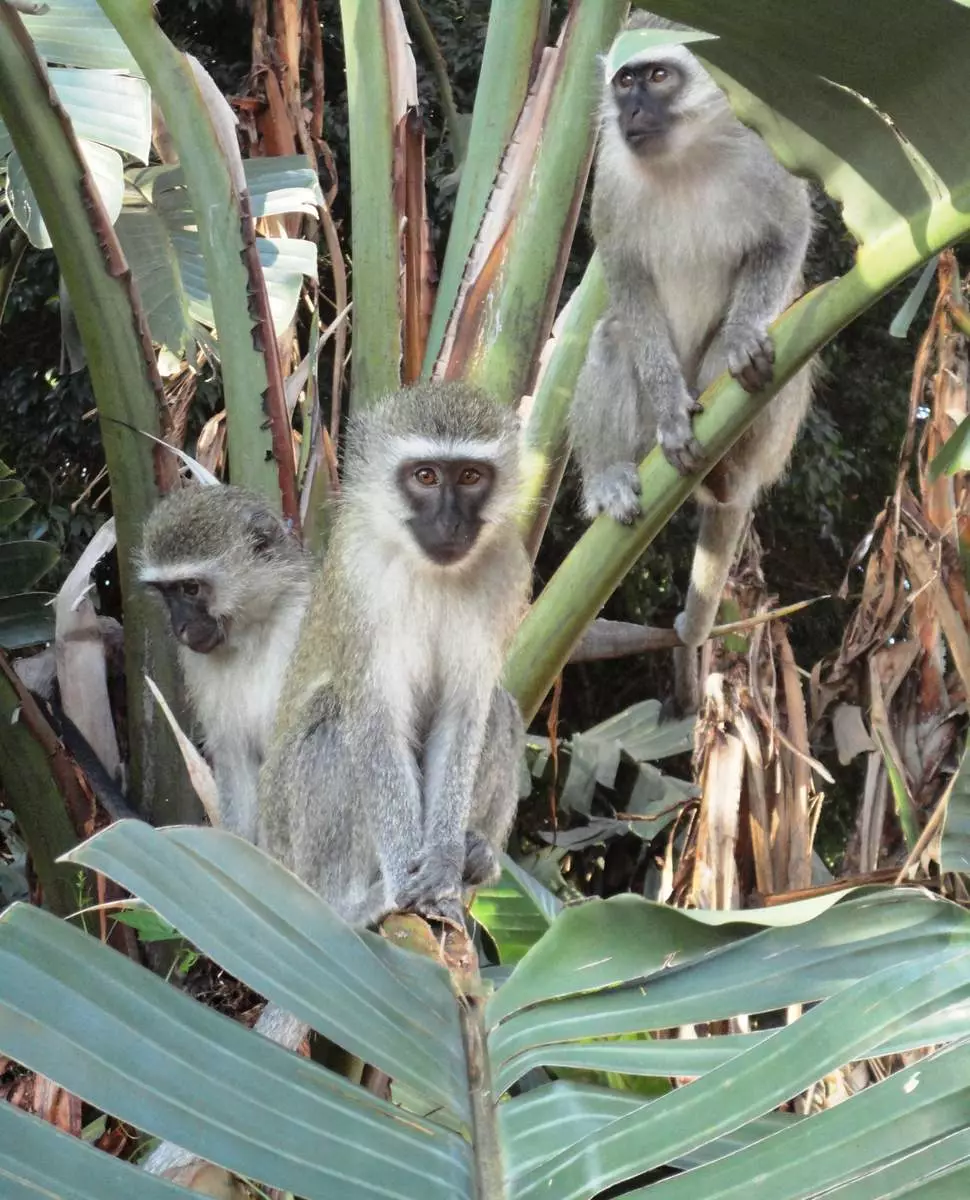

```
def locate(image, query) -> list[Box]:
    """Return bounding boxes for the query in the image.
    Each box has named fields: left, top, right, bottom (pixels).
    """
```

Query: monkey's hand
left=463, top=830, right=501, bottom=888
left=712, top=322, right=775, bottom=393
left=583, top=463, right=642, bottom=525
left=396, top=844, right=466, bottom=930
left=656, top=392, right=707, bottom=477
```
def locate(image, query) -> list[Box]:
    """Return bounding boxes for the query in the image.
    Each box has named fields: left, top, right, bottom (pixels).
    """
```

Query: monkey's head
left=137, top=485, right=305, bottom=654
left=342, top=382, right=522, bottom=570
left=605, top=13, right=729, bottom=162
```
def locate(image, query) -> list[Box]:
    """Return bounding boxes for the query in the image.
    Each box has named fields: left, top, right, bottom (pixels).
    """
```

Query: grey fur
left=570, top=14, right=815, bottom=710
left=258, top=382, right=531, bottom=930
left=138, top=486, right=311, bottom=840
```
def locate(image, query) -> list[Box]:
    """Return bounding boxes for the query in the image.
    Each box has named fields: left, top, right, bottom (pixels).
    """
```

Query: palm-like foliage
left=3, top=0, right=970, bottom=1193
left=3, top=822, right=970, bottom=1198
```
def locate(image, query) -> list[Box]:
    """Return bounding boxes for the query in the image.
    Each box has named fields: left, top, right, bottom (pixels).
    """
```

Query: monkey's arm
left=396, top=691, right=492, bottom=926
left=700, top=233, right=806, bottom=394
left=608, top=264, right=706, bottom=476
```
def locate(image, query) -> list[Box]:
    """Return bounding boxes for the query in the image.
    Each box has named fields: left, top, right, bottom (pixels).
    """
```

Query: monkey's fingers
left=584, top=464, right=642, bottom=525
left=660, top=437, right=708, bottom=477
left=728, top=333, right=775, bottom=393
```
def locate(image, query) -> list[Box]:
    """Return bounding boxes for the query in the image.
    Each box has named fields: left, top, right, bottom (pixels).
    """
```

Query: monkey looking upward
left=259, top=382, right=531, bottom=929
left=138, top=486, right=311, bottom=841
left=570, top=12, right=814, bottom=711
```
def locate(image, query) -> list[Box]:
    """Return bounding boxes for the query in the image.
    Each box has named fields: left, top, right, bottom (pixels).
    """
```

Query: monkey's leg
left=464, top=688, right=524, bottom=888
left=673, top=500, right=752, bottom=712
left=570, top=317, right=650, bottom=524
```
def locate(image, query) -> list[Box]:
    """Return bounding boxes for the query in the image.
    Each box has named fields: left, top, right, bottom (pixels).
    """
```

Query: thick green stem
left=340, top=0, right=406, bottom=409
left=423, top=0, right=549, bottom=374
left=0, top=4, right=195, bottom=822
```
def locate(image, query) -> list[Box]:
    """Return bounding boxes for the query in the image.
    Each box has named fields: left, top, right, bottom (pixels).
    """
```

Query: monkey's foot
left=463, top=830, right=500, bottom=888
left=583, top=463, right=642, bottom=525
left=673, top=610, right=704, bottom=648
left=722, top=323, right=775, bottom=392
left=398, top=849, right=467, bottom=929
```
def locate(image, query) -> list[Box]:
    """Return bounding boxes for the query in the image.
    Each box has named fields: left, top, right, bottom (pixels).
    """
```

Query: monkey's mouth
left=179, top=623, right=226, bottom=654
left=625, top=128, right=668, bottom=153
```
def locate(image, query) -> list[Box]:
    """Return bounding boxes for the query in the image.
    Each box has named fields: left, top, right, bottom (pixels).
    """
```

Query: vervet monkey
left=259, top=382, right=532, bottom=930
left=570, top=11, right=814, bottom=710
left=138, top=486, right=311, bottom=841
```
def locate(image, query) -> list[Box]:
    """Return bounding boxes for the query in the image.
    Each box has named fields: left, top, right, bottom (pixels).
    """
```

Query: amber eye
left=182, top=580, right=200, bottom=598
left=458, top=467, right=482, bottom=486
left=414, top=466, right=439, bottom=487
left=615, top=68, right=635, bottom=89
left=648, top=66, right=669, bottom=84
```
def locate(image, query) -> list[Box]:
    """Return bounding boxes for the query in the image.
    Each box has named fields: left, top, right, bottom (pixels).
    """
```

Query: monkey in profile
left=138, top=486, right=311, bottom=841
left=259, top=381, right=532, bottom=929
left=570, top=12, right=814, bottom=710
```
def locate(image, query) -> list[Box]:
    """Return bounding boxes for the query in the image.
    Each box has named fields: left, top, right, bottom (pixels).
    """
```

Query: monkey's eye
left=414, top=466, right=439, bottom=487
left=182, top=580, right=201, bottom=598
left=615, top=68, right=635, bottom=89
left=648, top=66, right=670, bottom=84
left=458, top=467, right=482, bottom=486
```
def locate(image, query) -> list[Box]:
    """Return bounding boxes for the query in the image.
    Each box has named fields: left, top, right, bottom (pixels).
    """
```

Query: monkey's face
left=151, top=579, right=226, bottom=654
left=397, top=458, right=496, bottom=567
left=610, top=59, right=683, bottom=156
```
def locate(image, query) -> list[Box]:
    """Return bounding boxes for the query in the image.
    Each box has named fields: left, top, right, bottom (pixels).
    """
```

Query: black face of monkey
left=152, top=579, right=225, bottom=654
left=611, top=60, right=682, bottom=154
left=397, top=459, right=496, bottom=566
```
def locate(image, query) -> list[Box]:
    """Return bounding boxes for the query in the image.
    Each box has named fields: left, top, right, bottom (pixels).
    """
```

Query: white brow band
left=138, top=563, right=214, bottom=585
left=391, top=436, right=504, bottom=461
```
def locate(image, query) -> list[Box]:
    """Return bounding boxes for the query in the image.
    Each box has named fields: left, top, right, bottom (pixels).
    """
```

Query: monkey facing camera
left=570, top=11, right=816, bottom=711
left=259, top=381, right=532, bottom=931
left=138, top=485, right=311, bottom=842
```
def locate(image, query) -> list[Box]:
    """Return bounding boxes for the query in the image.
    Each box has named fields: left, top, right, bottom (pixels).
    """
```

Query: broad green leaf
left=0, top=902, right=473, bottom=1199
left=0, top=496, right=32, bottom=528
left=622, top=1040, right=970, bottom=1200
left=890, top=256, right=939, bottom=339
left=114, top=206, right=193, bottom=355
left=471, top=855, right=563, bottom=964
left=500, top=1083, right=799, bottom=1187
left=584, top=700, right=695, bottom=762
left=929, top=412, right=970, bottom=482
left=245, top=154, right=324, bottom=218
left=512, top=952, right=970, bottom=1199
left=488, top=890, right=970, bottom=1057
left=6, top=137, right=124, bottom=250
left=0, top=1098, right=197, bottom=1199
left=0, top=478, right=25, bottom=499
left=942, top=738, right=970, bottom=875
left=21, top=0, right=138, bottom=71
left=0, top=591, right=55, bottom=649
left=0, top=67, right=151, bottom=161
left=66, top=821, right=470, bottom=1119
left=0, top=539, right=59, bottom=591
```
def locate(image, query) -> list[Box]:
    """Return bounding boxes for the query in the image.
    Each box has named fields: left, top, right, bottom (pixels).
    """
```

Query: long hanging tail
left=673, top=500, right=752, bottom=712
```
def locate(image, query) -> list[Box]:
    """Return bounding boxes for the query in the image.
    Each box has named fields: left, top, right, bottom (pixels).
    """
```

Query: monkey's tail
left=673, top=500, right=752, bottom=711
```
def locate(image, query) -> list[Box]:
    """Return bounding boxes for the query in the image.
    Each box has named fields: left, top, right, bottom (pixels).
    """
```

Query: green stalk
left=340, top=0, right=406, bottom=409
left=423, top=0, right=549, bottom=375
left=98, top=0, right=287, bottom=507
left=0, top=5, right=195, bottom=823
left=463, top=0, right=627, bottom=406
left=518, top=256, right=606, bottom=559
left=505, top=202, right=970, bottom=720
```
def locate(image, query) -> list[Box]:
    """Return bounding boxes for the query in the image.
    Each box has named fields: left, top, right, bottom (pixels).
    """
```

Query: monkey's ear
left=246, top=508, right=284, bottom=556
